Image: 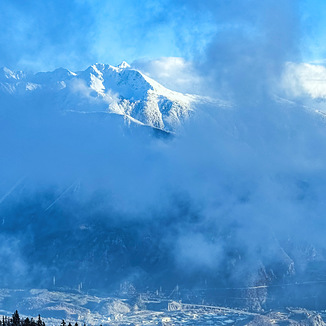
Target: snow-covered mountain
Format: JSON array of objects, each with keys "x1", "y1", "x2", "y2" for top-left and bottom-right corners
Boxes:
[
  {"x1": 0, "y1": 62, "x2": 201, "y2": 132},
  {"x1": 3, "y1": 61, "x2": 326, "y2": 313}
]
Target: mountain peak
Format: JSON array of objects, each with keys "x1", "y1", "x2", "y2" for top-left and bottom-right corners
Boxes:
[
  {"x1": 53, "y1": 67, "x2": 76, "y2": 76},
  {"x1": 117, "y1": 61, "x2": 130, "y2": 69}
]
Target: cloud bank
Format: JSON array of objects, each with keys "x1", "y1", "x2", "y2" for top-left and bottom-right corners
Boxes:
[{"x1": 1, "y1": 0, "x2": 326, "y2": 310}]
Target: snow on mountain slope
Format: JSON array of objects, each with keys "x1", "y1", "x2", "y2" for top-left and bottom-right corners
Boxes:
[{"x1": 0, "y1": 63, "x2": 203, "y2": 132}]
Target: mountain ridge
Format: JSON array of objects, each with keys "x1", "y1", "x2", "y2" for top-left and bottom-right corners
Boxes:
[{"x1": 0, "y1": 62, "x2": 203, "y2": 132}]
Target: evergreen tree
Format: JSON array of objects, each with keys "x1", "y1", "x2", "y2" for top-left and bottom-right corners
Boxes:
[
  {"x1": 12, "y1": 310, "x2": 20, "y2": 326},
  {"x1": 24, "y1": 317, "x2": 31, "y2": 326},
  {"x1": 37, "y1": 315, "x2": 42, "y2": 326}
]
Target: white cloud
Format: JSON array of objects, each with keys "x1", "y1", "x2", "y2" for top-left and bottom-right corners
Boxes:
[
  {"x1": 281, "y1": 62, "x2": 326, "y2": 99},
  {"x1": 175, "y1": 233, "x2": 223, "y2": 271},
  {"x1": 131, "y1": 57, "x2": 205, "y2": 95}
]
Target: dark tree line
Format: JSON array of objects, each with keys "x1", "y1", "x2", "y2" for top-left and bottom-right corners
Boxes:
[{"x1": 0, "y1": 311, "x2": 85, "y2": 326}]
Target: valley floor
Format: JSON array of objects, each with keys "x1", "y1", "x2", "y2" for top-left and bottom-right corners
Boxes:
[{"x1": 0, "y1": 289, "x2": 325, "y2": 325}]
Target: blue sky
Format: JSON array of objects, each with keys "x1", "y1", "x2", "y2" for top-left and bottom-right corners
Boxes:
[
  {"x1": 0, "y1": 0, "x2": 325, "y2": 72},
  {"x1": 301, "y1": 0, "x2": 326, "y2": 63}
]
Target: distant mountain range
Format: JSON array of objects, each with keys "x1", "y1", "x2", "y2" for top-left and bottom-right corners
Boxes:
[
  {"x1": 0, "y1": 62, "x2": 208, "y2": 132},
  {"x1": 2, "y1": 61, "x2": 326, "y2": 133}
]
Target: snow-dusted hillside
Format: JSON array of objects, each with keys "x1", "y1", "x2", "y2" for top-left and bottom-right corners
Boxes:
[{"x1": 0, "y1": 63, "x2": 201, "y2": 132}]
